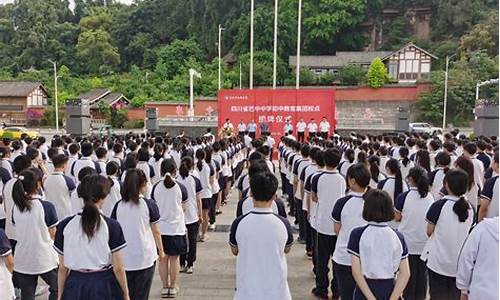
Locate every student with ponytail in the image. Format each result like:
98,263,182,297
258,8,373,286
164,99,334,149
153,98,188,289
177,156,203,275
454,156,480,211
111,169,164,300
399,147,415,179
102,161,122,217
415,149,431,173
429,151,450,199
148,144,165,184
55,175,129,300
378,158,409,205
338,149,355,177
151,159,188,298
394,167,434,300
331,163,371,300
193,148,213,242
422,169,474,300
11,169,59,300
368,155,386,189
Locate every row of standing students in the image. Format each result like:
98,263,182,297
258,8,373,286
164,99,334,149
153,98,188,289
278,134,498,300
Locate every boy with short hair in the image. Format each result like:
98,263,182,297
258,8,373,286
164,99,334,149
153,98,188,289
44,154,76,219
229,171,293,300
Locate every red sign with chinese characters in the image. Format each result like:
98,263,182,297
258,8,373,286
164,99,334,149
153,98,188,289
217,89,335,138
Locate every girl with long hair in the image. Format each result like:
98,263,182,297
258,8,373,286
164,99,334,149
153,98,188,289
193,149,213,242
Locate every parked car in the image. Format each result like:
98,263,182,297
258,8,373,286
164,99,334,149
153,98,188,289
1,127,39,140
409,123,441,135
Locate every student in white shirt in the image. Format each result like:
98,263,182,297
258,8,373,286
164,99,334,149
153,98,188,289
456,216,498,300
70,142,101,182
454,157,480,211
177,157,203,274
237,120,247,137
399,147,415,180
0,147,13,177
229,171,293,300
319,117,330,139
394,167,434,300
12,169,59,300
478,151,499,222
194,149,213,242
103,161,122,217
296,118,307,143
338,149,355,177
463,143,485,190
307,119,318,139
368,155,386,189
44,154,76,220
310,148,345,299
54,174,129,300
429,152,450,199
378,158,409,205
111,168,164,300
151,159,187,298
348,189,410,300
0,228,14,300
423,169,474,300
331,163,371,300
94,147,108,176
69,166,97,214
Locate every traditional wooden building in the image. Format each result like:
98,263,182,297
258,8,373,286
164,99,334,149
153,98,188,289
0,81,48,124
78,88,130,119
289,43,437,83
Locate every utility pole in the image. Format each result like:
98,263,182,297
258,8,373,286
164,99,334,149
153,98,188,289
295,0,302,89
49,60,59,132
249,0,254,89
218,24,224,90
189,68,201,119
272,0,279,89
442,54,456,129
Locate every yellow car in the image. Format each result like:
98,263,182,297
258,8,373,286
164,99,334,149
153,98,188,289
1,127,39,140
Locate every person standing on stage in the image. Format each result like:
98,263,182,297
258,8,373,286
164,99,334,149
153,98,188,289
283,119,293,136
260,121,270,137
237,120,247,138
307,118,318,139
221,119,234,138
319,117,330,139
296,119,306,143
247,120,257,140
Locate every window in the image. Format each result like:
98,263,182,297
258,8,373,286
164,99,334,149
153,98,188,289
399,60,406,73
421,62,430,73
406,51,415,59
388,61,398,79
412,60,419,73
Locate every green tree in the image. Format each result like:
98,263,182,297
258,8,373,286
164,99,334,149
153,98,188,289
77,29,120,74
460,11,499,56
338,64,365,86
152,40,204,80
366,58,389,88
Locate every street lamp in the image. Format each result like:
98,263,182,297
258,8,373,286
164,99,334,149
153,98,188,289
249,0,254,89
272,0,279,89
442,54,456,130
48,60,59,133
189,68,201,119
295,0,302,90
218,24,225,90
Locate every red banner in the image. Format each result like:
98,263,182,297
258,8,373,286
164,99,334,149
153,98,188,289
217,89,335,140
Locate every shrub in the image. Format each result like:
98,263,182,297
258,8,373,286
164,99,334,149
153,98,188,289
338,64,365,86
366,57,389,88
123,119,144,129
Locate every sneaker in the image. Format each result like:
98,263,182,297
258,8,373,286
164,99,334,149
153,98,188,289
186,266,194,274
161,288,169,298
209,224,216,231
170,287,179,298
180,265,187,273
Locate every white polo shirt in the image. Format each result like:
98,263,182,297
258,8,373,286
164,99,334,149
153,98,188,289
194,162,212,199
111,197,160,271
296,122,306,133
347,222,408,279
377,177,410,202
12,196,59,274
0,159,12,177
304,169,322,225
54,213,127,271
102,176,121,217
429,168,447,200
319,121,330,133
338,160,353,177
229,208,293,300
176,175,203,225
71,157,100,181
3,178,18,240
294,159,310,200
307,123,318,133
0,168,12,221
0,229,14,299
311,170,346,235
151,180,188,235
300,163,317,211
43,171,77,220
422,196,474,277
331,192,366,266
394,188,434,254
236,197,287,218
481,175,499,218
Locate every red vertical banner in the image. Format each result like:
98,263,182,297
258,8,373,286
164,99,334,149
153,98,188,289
217,89,335,142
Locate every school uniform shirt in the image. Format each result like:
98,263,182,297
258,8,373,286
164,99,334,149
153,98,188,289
69,190,83,215
481,175,499,218
399,159,415,180
151,180,188,235
194,162,213,199
331,192,367,266
304,170,322,226
471,157,485,190
176,175,202,225
0,159,12,177
377,177,410,203
2,178,17,240
111,197,160,271
137,161,155,198
429,167,447,200
43,171,77,220
422,195,474,277
12,196,59,274
394,188,434,254
170,151,181,170
0,229,14,300
338,160,353,177
210,160,221,194
347,222,408,279
300,164,317,212
379,155,390,175
311,170,346,235
456,217,498,300
0,168,11,222
236,196,287,218
475,152,491,171
54,213,127,271
71,157,101,181
102,176,122,217
369,173,386,190
292,158,309,200
229,207,293,300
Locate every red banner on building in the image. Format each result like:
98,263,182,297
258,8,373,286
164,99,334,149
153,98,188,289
217,89,335,139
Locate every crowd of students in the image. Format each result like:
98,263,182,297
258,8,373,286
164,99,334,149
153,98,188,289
0,127,498,300
0,132,246,299
272,130,498,300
